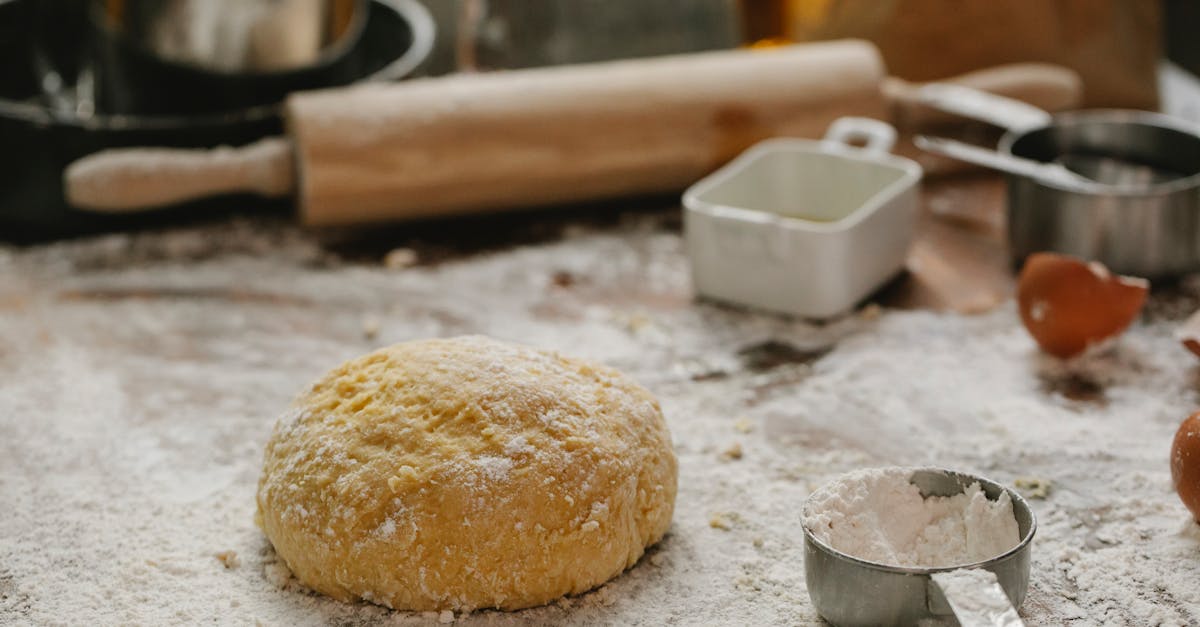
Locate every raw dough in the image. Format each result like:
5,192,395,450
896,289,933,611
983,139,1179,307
255,336,677,611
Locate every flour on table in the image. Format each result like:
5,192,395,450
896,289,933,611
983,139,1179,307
3,216,1200,625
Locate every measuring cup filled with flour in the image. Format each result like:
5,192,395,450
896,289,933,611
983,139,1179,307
802,467,1036,627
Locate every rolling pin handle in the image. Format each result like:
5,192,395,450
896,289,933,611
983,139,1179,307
883,63,1082,130
64,137,296,212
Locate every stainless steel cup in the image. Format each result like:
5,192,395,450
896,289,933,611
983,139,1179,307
802,468,1036,627
1003,110,1200,278
916,83,1200,278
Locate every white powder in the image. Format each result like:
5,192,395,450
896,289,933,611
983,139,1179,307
472,455,515,482
504,436,534,456
375,519,397,538
804,467,1020,568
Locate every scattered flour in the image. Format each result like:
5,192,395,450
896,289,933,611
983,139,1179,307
804,467,1020,568
3,215,1200,624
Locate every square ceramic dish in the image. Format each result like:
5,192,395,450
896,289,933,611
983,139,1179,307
683,117,922,318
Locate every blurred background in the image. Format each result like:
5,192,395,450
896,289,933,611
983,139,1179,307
0,0,1194,241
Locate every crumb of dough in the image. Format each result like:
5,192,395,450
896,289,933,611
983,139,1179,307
733,417,755,434
438,610,455,623
214,550,240,569
734,575,760,591
592,585,616,606
383,248,418,269
709,512,735,530
625,312,653,333
263,562,292,589
1014,476,1052,499
720,442,744,461
361,315,380,340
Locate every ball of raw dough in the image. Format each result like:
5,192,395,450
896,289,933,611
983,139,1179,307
256,336,677,611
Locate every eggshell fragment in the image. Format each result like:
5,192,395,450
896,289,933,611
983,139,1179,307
1016,253,1149,358
1172,412,1200,523
1177,309,1200,358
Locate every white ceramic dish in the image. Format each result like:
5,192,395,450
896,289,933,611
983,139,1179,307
683,117,923,318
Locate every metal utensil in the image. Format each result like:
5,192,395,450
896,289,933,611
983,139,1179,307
803,468,1036,627
100,0,365,73
0,0,433,242
914,83,1200,278
88,0,435,115
915,135,1092,189
1054,153,1181,187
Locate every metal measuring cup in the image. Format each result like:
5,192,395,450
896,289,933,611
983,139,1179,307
913,82,1200,278
802,468,1037,627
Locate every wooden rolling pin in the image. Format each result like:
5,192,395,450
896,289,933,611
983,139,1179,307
65,41,1081,226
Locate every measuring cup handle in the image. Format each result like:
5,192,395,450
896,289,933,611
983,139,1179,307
927,569,1026,627
823,116,897,155
917,83,1053,133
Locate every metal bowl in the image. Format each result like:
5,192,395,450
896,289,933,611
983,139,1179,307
0,0,433,242
87,0,434,115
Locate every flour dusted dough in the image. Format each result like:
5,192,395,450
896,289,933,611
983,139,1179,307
255,336,677,611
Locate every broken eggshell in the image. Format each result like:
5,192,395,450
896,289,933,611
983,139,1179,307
1172,412,1200,523
1016,253,1149,359
1177,309,1200,358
